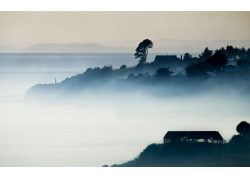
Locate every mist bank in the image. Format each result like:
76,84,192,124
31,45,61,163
25,65,250,103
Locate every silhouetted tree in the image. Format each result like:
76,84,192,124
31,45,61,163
185,61,209,78
247,48,250,60
238,47,247,59
229,134,245,146
183,53,192,61
135,39,153,64
155,67,174,78
236,58,250,70
84,65,113,79
199,47,213,61
127,73,135,79
120,65,126,69
226,45,238,60
215,47,226,55
205,52,228,73
101,65,113,75
236,121,250,137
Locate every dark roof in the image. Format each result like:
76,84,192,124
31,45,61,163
154,55,179,63
164,131,224,141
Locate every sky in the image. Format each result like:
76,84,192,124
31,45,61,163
1,11,250,47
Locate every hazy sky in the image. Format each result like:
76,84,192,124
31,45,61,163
1,12,250,47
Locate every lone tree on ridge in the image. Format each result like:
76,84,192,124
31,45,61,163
134,39,153,65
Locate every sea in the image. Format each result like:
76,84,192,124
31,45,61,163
0,53,249,167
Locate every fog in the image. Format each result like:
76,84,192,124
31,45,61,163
1,53,250,166
1,83,250,166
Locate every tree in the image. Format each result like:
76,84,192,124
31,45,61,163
226,45,238,60
185,61,209,78
120,65,126,69
84,65,113,79
236,121,250,137
155,67,174,78
134,39,153,64
199,47,213,61
236,58,250,70
238,47,247,59
183,53,192,61
247,48,250,60
215,47,226,55
205,52,228,73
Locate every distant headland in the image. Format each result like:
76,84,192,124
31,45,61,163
25,39,250,101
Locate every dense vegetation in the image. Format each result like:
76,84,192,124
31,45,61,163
25,44,250,101
111,121,250,167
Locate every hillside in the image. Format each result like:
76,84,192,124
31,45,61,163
111,143,250,167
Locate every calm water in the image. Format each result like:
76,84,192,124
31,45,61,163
0,53,249,166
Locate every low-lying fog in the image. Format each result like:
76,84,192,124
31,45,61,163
1,90,249,166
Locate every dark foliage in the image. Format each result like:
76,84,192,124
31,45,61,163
26,45,250,101
154,67,174,78
236,121,250,136
120,65,126,69
229,134,245,145
112,121,250,167
215,47,226,55
183,53,192,61
185,61,209,78
247,48,250,60
238,47,247,59
236,58,250,70
134,39,153,64
199,47,213,61
205,52,228,73
83,65,113,79
226,45,239,60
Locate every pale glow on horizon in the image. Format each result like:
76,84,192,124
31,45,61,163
0,12,250,47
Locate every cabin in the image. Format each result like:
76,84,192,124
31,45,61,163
164,131,225,145
154,55,180,64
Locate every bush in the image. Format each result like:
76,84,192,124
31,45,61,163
120,65,126,69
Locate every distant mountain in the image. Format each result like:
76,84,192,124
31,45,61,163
0,43,201,53
0,39,249,53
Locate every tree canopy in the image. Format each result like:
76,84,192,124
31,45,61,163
236,58,250,70
247,48,250,60
134,39,153,65
185,61,209,78
225,45,238,60
183,53,192,61
155,67,174,78
236,121,250,136
199,47,213,61
205,52,228,73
